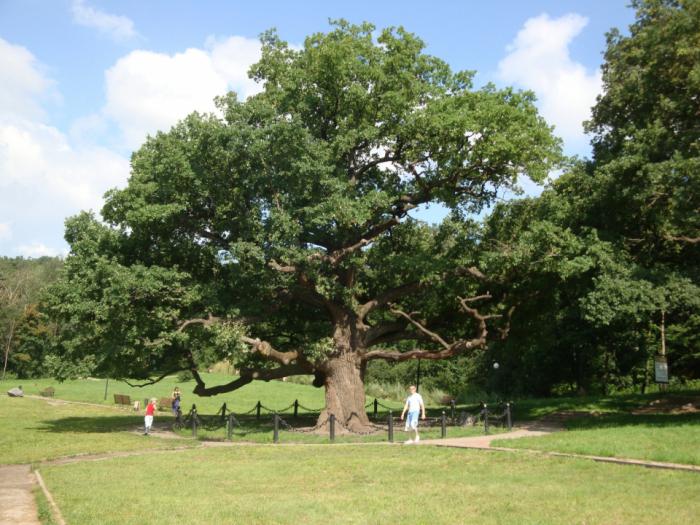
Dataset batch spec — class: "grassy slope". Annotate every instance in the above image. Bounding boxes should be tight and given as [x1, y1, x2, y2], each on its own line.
[0, 396, 194, 465]
[1, 373, 334, 414]
[40, 445, 700, 525]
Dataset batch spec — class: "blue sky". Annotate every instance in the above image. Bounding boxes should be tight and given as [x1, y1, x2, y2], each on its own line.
[0, 1, 635, 257]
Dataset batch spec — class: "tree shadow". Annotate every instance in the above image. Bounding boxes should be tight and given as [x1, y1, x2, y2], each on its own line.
[513, 391, 700, 421]
[566, 412, 700, 430]
[37, 415, 145, 433]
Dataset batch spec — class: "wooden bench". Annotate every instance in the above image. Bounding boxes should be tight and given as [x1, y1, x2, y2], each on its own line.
[158, 397, 173, 411]
[40, 387, 55, 398]
[113, 394, 132, 406]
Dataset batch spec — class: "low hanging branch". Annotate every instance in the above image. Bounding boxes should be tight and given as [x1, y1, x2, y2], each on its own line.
[192, 362, 313, 397]
[362, 293, 498, 362]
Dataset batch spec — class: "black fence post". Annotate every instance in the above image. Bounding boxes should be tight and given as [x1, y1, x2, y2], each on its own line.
[273, 413, 279, 444]
[221, 403, 227, 421]
[329, 414, 336, 442]
[450, 399, 456, 422]
[227, 413, 234, 441]
[388, 410, 394, 443]
[294, 399, 299, 418]
[441, 411, 447, 438]
[373, 398, 378, 418]
[192, 407, 198, 439]
[506, 402, 512, 431]
[256, 401, 262, 420]
[483, 403, 489, 435]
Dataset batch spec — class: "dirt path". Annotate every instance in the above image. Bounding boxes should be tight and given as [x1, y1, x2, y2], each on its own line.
[0, 465, 39, 525]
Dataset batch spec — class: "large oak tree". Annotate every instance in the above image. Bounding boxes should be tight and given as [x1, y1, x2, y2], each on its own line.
[47, 22, 560, 430]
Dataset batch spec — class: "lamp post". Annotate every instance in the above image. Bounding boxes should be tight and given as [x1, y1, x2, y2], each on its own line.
[492, 362, 499, 402]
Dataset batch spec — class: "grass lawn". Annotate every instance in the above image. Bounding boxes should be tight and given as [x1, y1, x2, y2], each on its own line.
[0, 396, 194, 465]
[39, 445, 700, 525]
[493, 411, 700, 466]
[0, 373, 334, 415]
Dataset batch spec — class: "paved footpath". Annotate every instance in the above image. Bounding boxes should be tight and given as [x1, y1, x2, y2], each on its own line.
[420, 426, 557, 449]
[0, 465, 40, 525]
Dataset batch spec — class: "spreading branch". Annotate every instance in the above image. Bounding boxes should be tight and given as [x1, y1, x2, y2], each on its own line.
[240, 336, 299, 365]
[387, 304, 450, 349]
[123, 369, 181, 388]
[664, 234, 700, 244]
[268, 260, 297, 273]
[363, 294, 492, 362]
[358, 265, 488, 320]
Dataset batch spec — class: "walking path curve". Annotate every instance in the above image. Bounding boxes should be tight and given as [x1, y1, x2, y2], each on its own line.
[420, 424, 700, 474]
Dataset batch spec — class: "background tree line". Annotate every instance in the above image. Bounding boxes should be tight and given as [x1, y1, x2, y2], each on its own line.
[1, 256, 63, 380]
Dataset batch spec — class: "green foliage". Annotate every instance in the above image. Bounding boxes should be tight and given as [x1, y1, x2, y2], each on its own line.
[0, 256, 63, 379]
[46, 21, 560, 396]
[477, 0, 700, 396]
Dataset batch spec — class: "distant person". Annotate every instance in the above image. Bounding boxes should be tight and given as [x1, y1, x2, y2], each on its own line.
[400, 384, 425, 444]
[144, 398, 157, 435]
[7, 385, 24, 397]
[171, 387, 181, 416]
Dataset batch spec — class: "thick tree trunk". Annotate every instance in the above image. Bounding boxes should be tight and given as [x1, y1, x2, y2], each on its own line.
[2, 319, 16, 381]
[317, 354, 371, 432]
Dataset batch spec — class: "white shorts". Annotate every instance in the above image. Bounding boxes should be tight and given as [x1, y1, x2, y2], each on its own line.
[145, 415, 153, 428]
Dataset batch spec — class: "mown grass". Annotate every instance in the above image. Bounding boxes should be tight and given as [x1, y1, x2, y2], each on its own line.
[1, 373, 331, 414]
[40, 445, 700, 525]
[0, 396, 193, 465]
[493, 411, 700, 465]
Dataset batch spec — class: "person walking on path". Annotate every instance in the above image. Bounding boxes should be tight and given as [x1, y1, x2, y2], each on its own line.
[144, 398, 156, 435]
[401, 385, 425, 444]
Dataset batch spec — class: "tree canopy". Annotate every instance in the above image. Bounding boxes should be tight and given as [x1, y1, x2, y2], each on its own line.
[45, 21, 560, 429]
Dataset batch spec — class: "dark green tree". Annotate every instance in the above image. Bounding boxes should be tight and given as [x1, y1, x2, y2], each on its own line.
[46, 22, 560, 429]
[480, 0, 700, 395]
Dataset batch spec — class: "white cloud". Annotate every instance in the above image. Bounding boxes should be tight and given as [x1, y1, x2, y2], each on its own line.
[498, 13, 601, 153]
[16, 242, 61, 258]
[0, 37, 57, 122]
[0, 39, 130, 257]
[0, 223, 11, 241]
[0, 120, 129, 212]
[1, 34, 267, 256]
[71, 0, 137, 42]
[103, 36, 263, 149]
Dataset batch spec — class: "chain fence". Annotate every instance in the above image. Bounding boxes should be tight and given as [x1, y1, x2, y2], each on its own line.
[177, 398, 514, 442]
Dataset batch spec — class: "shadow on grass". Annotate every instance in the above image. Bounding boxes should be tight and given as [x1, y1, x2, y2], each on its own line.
[37, 414, 146, 433]
[512, 391, 700, 421]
